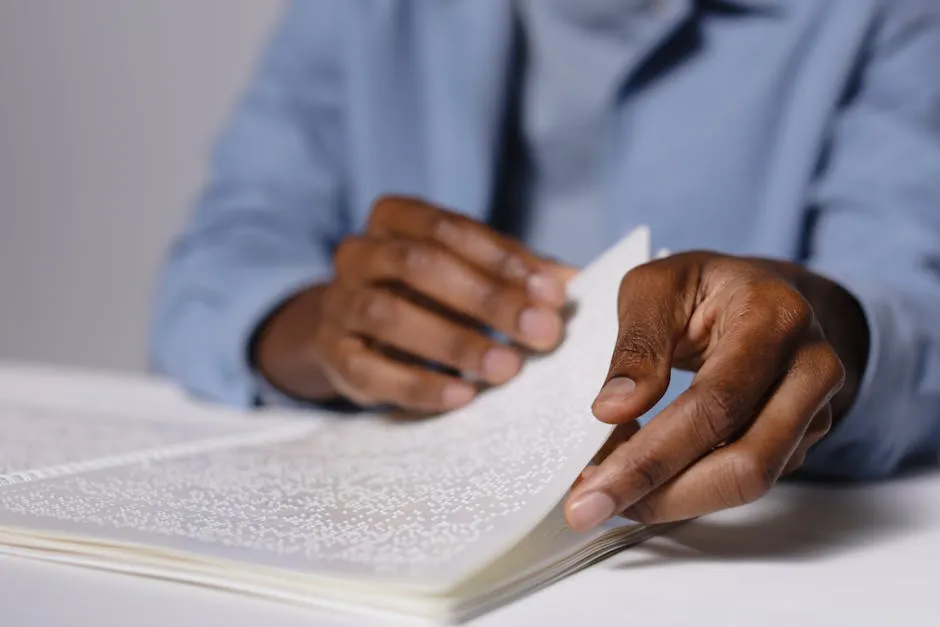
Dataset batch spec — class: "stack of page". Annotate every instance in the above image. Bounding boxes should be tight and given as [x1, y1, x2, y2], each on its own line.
[0, 227, 669, 623]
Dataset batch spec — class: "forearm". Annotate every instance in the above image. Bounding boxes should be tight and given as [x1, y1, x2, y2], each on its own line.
[149, 226, 333, 406]
[150, 1, 349, 406]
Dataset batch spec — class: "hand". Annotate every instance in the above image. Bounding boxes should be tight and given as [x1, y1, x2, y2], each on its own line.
[252, 196, 575, 412]
[565, 252, 869, 529]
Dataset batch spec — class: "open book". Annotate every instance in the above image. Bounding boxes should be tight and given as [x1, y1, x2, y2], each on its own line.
[0, 227, 667, 623]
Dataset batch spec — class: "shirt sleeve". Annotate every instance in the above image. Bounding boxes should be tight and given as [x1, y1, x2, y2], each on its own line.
[799, 0, 940, 479]
[148, 1, 348, 407]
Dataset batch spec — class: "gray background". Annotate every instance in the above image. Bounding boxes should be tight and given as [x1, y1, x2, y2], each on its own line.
[0, 0, 284, 372]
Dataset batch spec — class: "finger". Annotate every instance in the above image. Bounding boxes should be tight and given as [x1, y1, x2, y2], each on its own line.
[551, 263, 580, 284]
[334, 236, 563, 351]
[604, 342, 843, 525]
[323, 334, 478, 413]
[783, 404, 833, 475]
[591, 259, 701, 425]
[570, 422, 637, 492]
[367, 196, 569, 307]
[326, 283, 523, 385]
[567, 313, 816, 532]
[571, 465, 597, 491]
[591, 421, 641, 466]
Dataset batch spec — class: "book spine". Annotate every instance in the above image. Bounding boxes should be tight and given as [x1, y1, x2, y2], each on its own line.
[0, 425, 313, 486]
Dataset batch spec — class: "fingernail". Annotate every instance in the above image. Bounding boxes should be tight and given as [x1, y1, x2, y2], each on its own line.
[442, 383, 476, 410]
[593, 377, 636, 407]
[567, 492, 617, 532]
[519, 308, 562, 348]
[481, 346, 522, 383]
[527, 273, 565, 307]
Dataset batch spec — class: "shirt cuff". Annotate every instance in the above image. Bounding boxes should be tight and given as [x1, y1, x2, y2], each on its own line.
[801, 273, 919, 479]
[253, 372, 366, 413]
[253, 373, 313, 409]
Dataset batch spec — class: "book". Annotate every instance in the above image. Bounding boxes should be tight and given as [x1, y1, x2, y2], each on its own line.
[0, 227, 668, 623]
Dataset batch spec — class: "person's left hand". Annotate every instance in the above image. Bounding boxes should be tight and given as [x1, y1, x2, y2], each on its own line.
[564, 251, 869, 530]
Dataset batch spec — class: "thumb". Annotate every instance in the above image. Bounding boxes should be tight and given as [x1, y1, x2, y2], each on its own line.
[592, 261, 694, 424]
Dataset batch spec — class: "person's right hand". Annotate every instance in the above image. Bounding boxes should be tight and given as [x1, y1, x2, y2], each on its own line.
[252, 196, 575, 413]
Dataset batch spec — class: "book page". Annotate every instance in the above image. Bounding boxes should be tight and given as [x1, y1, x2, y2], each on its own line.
[0, 227, 650, 593]
[0, 368, 314, 484]
[1, 427, 619, 582]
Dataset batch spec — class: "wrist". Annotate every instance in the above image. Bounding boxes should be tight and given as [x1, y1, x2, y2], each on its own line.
[799, 273, 870, 423]
[250, 284, 340, 402]
[754, 258, 870, 423]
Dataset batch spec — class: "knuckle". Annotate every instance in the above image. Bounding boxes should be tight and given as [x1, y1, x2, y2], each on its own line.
[675, 250, 713, 266]
[402, 373, 436, 408]
[366, 290, 400, 331]
[430, 213, 462, 246]
[368, 195, 402, 228]
[813, 409, 834, 439]
[351, 290, 397, 332]
[804, 424, 830, 449]
[773, 288, 814, 335]
[493, 248, 530, 283]
[619, 263, 659, 295]
[724, 452, 776, 505]
[729, 291, 765, 326]
[622, 453, 670, 494]
[688, 383, 745, 445]
[611, 327, 663, 374]
[340, 342, 372, 392]
[804, 406, 833, 444]
[401, 241, 439, 277]
[469, 277, 504, 319]
[481, 285, 506, 320]
[431, 213, 530, 283]
[444, 331, 478, 368]
[332, 237, 363, 275]
[815, 346, 847, 391]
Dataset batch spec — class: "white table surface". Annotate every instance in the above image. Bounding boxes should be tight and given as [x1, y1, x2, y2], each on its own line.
[1, 364, 938, 626]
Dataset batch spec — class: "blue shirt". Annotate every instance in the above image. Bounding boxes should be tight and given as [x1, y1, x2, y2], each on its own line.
[150, 0, 940, 480]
